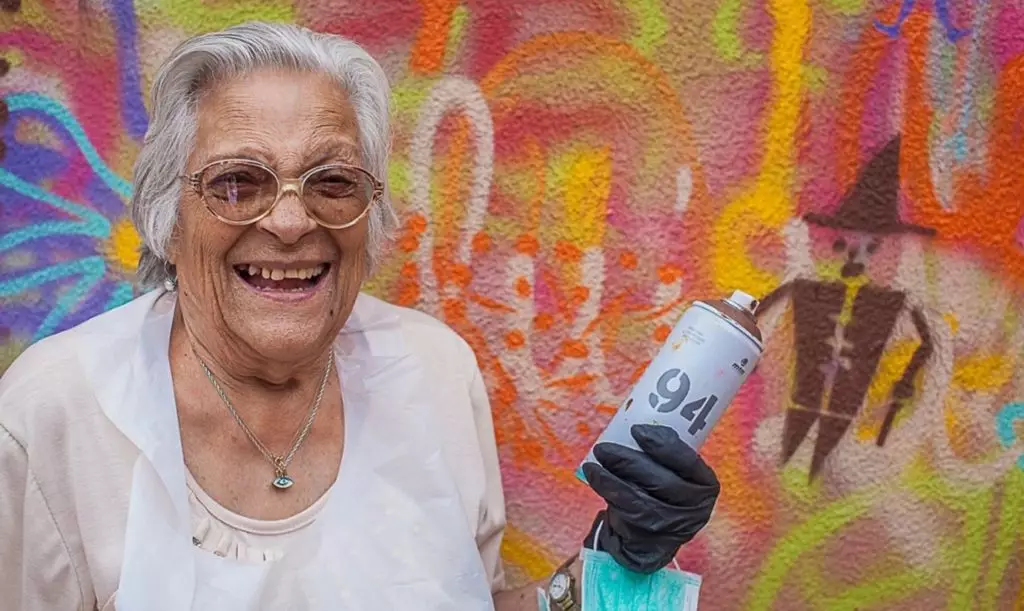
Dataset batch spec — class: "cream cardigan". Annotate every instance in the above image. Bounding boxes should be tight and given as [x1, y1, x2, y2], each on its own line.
[0, 291, 507, 609]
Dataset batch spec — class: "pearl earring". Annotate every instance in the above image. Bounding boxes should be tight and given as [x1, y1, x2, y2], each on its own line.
[163, 276, 178, 292]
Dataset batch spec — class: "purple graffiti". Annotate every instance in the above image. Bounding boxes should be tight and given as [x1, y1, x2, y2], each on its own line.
[109, 0, 149, 140]
[875, 0, 971, 42]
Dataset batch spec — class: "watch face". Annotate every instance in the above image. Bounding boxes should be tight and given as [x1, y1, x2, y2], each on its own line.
[550, 573, 570, 599]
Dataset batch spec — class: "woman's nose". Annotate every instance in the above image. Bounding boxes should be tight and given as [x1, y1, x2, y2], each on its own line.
[257, 185, 318, 244]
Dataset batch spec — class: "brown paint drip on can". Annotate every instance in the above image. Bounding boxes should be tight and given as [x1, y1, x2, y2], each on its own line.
[700, 295, 763, 345]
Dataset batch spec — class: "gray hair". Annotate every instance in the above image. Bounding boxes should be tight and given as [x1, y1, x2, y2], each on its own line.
[131, 21, 398, 289]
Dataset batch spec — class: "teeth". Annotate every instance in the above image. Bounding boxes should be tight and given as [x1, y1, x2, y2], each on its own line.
[243, 265, 327, 281]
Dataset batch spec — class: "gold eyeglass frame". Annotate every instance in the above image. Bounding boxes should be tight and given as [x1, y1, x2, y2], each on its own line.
[185, 158, 384, 230]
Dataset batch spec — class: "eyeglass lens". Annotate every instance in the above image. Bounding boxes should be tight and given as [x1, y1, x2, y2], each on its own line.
[199, 161, 375, 226]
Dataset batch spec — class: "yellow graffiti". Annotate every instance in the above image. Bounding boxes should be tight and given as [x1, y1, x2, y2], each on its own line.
[814, 258, 844, 281]
[105, 217, 141, 273]
[952, 353, 1014, 393]
[855, 340, 915, 441]
[837, 276, 870, 326]
[0, 337, 26, 374]
[499, 525, 557, 581]
[711, 0, 810, 296]
[943, 312, 960, 335]
[2, 0, 56, 32]
[554, 146, 611, 250]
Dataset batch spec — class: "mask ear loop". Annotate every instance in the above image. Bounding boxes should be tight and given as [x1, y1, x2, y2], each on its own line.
[582, 520, 605, 611]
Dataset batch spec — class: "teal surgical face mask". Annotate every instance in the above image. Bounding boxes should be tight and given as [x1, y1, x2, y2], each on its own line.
[537, 547, 702, 611]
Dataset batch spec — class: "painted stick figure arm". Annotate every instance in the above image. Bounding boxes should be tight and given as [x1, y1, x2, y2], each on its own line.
[892, 306, 933, 401]
[754, 282, 793, 321]
[877, 306, 933, 446]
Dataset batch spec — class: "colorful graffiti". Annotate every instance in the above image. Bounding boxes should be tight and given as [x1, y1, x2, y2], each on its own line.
[1, 0, 1022, 609]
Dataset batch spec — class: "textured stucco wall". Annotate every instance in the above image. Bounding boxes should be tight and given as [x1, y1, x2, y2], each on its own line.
[1, 1, 1022, 609]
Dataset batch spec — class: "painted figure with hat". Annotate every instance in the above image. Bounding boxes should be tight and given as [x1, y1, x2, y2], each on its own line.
[756, 136, 936, 479]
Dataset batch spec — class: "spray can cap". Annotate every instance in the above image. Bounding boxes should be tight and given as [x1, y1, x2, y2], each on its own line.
[725, 290, 759, 314]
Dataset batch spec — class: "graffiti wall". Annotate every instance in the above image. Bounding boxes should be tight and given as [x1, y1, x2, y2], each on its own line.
[1, 0, 1022, 608]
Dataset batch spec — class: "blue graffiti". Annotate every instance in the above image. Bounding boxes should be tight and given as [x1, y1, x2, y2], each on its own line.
[875, 0, 970, 42]
[0, 168, 111, 233]
[4, 93, 133, 198]
[875, 0, 916, 37]
[0, 257, 109, 340]
[106, 281, 136, 310]
[0, 93, 135, 342]
[935, 0, 971, 42]
[995, 403, 1024, 470]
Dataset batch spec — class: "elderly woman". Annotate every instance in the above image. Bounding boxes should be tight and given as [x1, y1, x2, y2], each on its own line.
[0, 22, 719, 610]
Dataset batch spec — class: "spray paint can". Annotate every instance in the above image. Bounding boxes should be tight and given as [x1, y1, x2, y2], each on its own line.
[577, 290, 763, 481]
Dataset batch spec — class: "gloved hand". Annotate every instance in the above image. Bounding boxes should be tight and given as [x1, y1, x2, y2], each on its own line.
[581, 423, 720, 574]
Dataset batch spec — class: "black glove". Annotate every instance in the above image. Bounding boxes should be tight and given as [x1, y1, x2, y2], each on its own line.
[581, 423, 720, 574]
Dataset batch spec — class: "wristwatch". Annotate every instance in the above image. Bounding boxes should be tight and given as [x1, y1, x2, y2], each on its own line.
[547, 553, 580, 610]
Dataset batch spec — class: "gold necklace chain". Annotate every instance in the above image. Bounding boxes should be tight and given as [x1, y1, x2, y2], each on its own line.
[190, 340, 334, 490]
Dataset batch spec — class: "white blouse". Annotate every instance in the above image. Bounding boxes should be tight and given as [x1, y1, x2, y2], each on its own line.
[186, 469, 330, 563]
[0, 290, 507, 610]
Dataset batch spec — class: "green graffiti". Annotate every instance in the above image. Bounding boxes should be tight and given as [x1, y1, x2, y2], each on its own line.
[821, 565, 940, 610]
[392, 79, 434, 118]
[745, 491, 875, 610]
[897, 459, 1020, 609]
[388, 159, 412, 202]
[946, 487, 993, 610]
[752, 456, 1023, 609]
[625, 0, 668, 56]
[779, 461, 826, 505]
[443, 4, 471, 68]
[979, 470, 1024, 610]
[823, 0, 865, 16]
[712, 0, 762, 66]
[154, 0, 293, 33]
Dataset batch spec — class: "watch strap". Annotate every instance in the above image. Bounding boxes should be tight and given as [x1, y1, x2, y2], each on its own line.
[548, 553, 580, 610]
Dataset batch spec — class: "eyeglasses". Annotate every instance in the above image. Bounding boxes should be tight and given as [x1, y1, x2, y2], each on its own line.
[185, 159, 384, 229]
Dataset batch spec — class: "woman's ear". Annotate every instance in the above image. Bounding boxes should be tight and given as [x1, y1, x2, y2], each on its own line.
[164, 216, 184, 266]
[165, 237, 180, 267]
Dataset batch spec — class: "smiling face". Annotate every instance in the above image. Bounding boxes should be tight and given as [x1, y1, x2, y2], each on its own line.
[168, 68, 370, 365]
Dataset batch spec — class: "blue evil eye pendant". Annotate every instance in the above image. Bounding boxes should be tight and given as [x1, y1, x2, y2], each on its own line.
[272, 468, 295, 490]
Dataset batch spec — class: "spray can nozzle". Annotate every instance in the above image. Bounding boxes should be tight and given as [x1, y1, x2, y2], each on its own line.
[725, 290, 759, 314]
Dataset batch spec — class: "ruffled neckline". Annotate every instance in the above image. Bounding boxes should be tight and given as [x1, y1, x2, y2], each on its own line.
[186, 469, 331, 562]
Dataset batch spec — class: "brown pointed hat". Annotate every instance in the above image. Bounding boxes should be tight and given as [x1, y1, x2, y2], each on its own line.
[804, 136, 936, 236]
